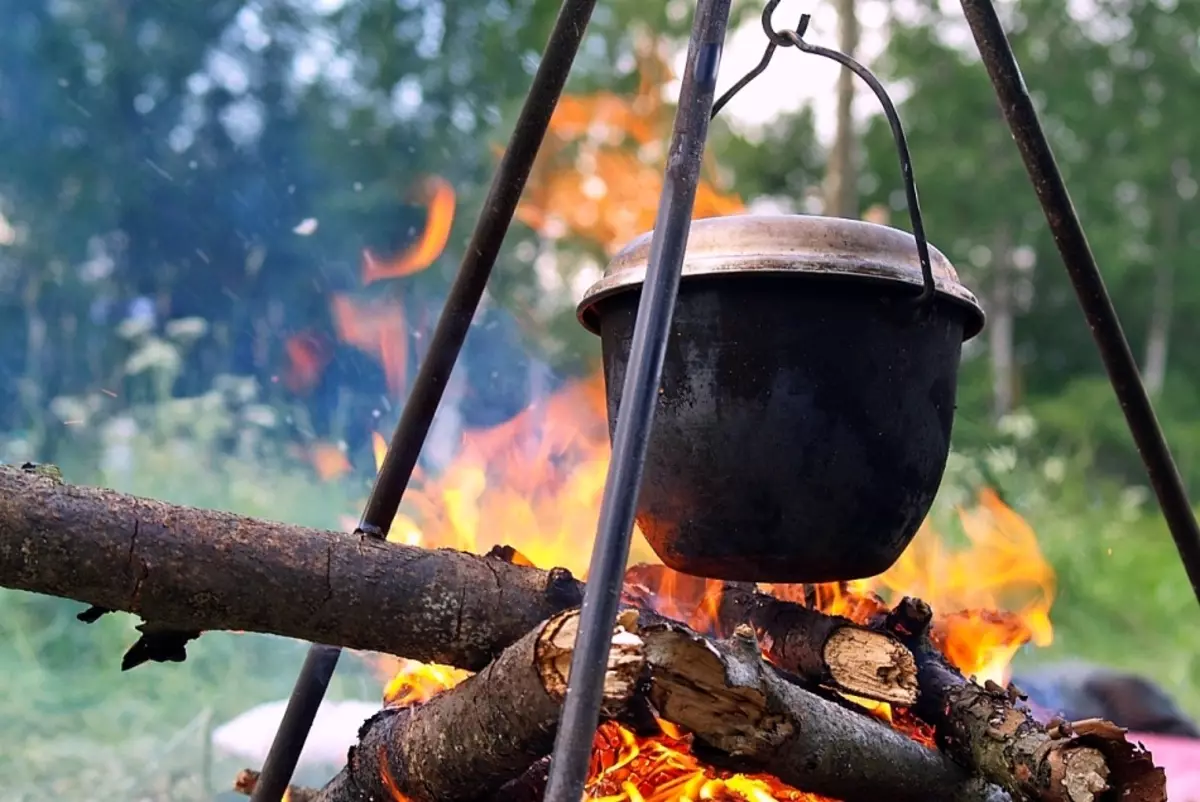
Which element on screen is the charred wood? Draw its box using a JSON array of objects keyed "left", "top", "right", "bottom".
[
  {"left": 636, "top": 614, "right": 1009, "bottom": 802},
  {"left": 885, "top": 597, "right": 1166, "bottom": 802},
  {"left": 717, "top": 580, "right": 918, "bottom": 705},
  {"left": 311, "top": 608, "right": 641, "bottom": 802},
  {"left": 312, "top": 608, "right": 1008, "bottom": 802},
  {"left": 624, "top": 566, "right": 919, "bottom": 705}
]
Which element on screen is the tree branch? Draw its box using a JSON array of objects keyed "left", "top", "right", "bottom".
[
  {"left": 885, "top": 597, "right": 1166, "bottom": 802},
  {"left": 314, "top": 609, "right": 643, "bottom": 802},
  {"left": 0, "top": 463, "right": 582, "bottom": 671}
]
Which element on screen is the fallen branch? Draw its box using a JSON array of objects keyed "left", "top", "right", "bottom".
[
  {"left": 313, "top": 608, "right": 642, "bottom": 802},
  {"left": 885, "top": 597, "right": 1166, "bottom": 802},
  {"left": 0, "top": 463, "right": 582, "bottom": 671}
]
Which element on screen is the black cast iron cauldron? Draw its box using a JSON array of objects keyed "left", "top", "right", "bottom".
[{"left": 577, "top": 214, "right": 986, "bottom": 583}]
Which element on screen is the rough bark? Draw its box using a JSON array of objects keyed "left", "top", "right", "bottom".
[
  {"left": 0, "top": 463, "right": 583, "bottom": 671},
  {"left": 313, "top": 609, "right": 642, "bottom": 802},
  {"left": 885, "top": 597, "right": 1166, "bottom": 802},
  {"left": 718, "top": 581, "right": 918, "bottom": 705},
  {"left": 309, "top": 609, "right": 1005, "bottom": 802},
  {"left": 623, "top": 566, "right": 918, "bottom": 705},
  {"left": 636, "top": 614, "right": 1007, "bottom": 802}
]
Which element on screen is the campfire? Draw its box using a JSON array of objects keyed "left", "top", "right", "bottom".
[
  {"left": 322, "top": 392, "right": 1149, "bottom": 802},
  {"left": 230, "top": 46, "right": 1171, "bottom": 802}
]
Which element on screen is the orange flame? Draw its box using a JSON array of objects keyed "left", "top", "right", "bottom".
[
  {"left": 308, "top": 441, "right": 352, "bottom": 482},
  {"left": 329, "top": 294, "right": 409, "bottom": 398},
  {"left": 286, "top": 175, "right": 456, "bottom": 477},
  {"left": 344, "top": 51, "right": 1054, "bottom": 802},
  {"left": 372, "top": 431, "right": 388, "bottom": 473},
  {"left": 282, "top": 332, "right": 332, "bottom": 395},
  {"left": 363, "top": 176, "right": 457, "bottom": 285},
  {"left": 516, "top": 42, "right": 744, "bottom": 253}
]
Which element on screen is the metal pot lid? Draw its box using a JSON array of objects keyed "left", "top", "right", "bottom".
[{"left": 577, "top": 214, "right": 985, "bottom": 339}]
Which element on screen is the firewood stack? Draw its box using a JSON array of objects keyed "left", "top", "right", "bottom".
[
  {"left": 233, "top": 557, "right": 1164, "bottom": 802},
  {"left": 0, "top": 466, "right": 1167, "bottom": 802}
]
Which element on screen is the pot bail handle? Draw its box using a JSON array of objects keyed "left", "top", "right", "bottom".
[{"left": 712, "top": 1, "right": 937, "bottom": 309}]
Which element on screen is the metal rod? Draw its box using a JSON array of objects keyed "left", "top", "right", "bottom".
[
  {"left": 245, "top": 645, "right": 341, "bottom": 802},
  {"left": 249, "top": 1, "right": 600, "bottom": 797},
  {"left": 541, "top": 1, "right": 732, "bottom": 799},
  {"left": 958, "top": 0, "right": 1200, "bottom": 605}
]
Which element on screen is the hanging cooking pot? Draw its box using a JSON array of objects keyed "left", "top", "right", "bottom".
[{"left": 577, "top": 214, "right": 985, "bottom": 582}]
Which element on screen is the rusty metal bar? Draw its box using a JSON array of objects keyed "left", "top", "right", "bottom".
[
  {"left": 958, "top": 0, "right": 1200, "bottom": 605},
  {"left": 248, "top": 0, "right": 601, "bottom": 797}
]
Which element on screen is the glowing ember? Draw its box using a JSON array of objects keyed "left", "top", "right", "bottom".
[{"left": 586, "top": 720, "right": 825, "bottom": 801}]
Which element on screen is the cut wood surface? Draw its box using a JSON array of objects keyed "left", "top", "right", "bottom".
[
  {"left": 314, "top": 609, "right": 642, "bottom": 802},
  {"left": 0, "top": 465, "right": 1168, "bottom": 802},
  {"left": 717, "top": 580, "right": 918, "bottom": 705},
  {"left": 885, "top": 597, "right": 1166, "bottom": 802},
  {"left": 623, "top": 565, "right": 919, "bottom": 705},
  {"left": 638, "top": 615, "right": 1007, "bottom": 802},
  {"left": 306, "top": 609, "right": 1008, "bottom": 802},
  {"left": 0, "top": 463, "right": 582, "bottom": 671}
]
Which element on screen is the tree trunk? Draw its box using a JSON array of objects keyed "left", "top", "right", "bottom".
[
  {"left": 988, "top": 226, "right": 1016, "bottom": 420},
  {"left": 823, "top": 0, "right": 860, "bottom": 219},
  {"left": 1142, "top": 193, "right": 1179, "bottom": 397}
]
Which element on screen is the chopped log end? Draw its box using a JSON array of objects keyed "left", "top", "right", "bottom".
[
  {"left": 823, "top": 627, "right": 919, "bottom": 705},
  {"left": 233, "top": 768, "right": 320, "bottom": 802},
  {"left": 1054, "top": 747, "right": 1109, "bottom": 802},
  {"left": 642, "top": 620, "right": 786, "bottom": 755},
  {"left": 535, "top": 608, "right": 645, "bottom": 715},
  {"left": 1071, "top": 718, "right": 1168, "bottom": 802}
]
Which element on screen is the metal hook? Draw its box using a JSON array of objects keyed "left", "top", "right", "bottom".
[
  {"left": 710, "top": 3, "right": 937, "bottom": 307},
  {"left": 710, "top": 0, "right": 806, "bottom": 118}
]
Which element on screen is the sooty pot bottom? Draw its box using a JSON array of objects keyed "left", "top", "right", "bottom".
[{"left": 596, "top": 274, "right": 967, "bottom": 583}]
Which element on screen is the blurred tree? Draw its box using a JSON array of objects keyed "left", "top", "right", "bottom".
[{"left": 855, "top": 0, "right": 1200, "bottom": 486}]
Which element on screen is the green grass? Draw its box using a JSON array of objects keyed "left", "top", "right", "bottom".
[
  {"left": 1, "top": 440, "right": 1197, "bottom": 800},
  {"left": 0, "top": 444, "right": 383, "bottom": 801},
  {"left": 1012, "top": 495, "right": 1200, "bottom": 717}
]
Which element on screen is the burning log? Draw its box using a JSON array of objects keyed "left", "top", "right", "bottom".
[
  {"left": 885, "top": 597, "right": 1166, "bottom": 802},
  {"left": 0, "top": 465, "right": 1168, "bottom": 801},
  {"left": 624, "top": 565, "right": 919, "bottom": 705},
  {"left": 0, "top": 463, "right": 581, "bottom": 671},
  {"left": 636, "top": 615, "right": 1007, "bottom": 802},
  {"left": 312, "top": 608, "right": 643, "bottom": 802},
  {"left": 307, "top": 608, "right": 1008, "bottom": 802},
  {"left": 716, "top": 580, "right": 918, "bottom": 705}
]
